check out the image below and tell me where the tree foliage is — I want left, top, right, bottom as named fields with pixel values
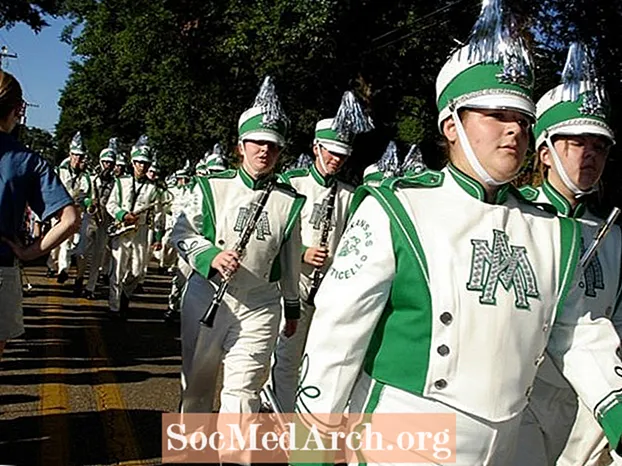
left=0, top=0, right=65, bottom=32
left=47, top=0, right=622, bottom=205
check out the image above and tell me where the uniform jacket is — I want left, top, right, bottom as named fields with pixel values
left=296, top=164, right=622, bottom=449
left=281, top=164, right=355, bottom=300
left=521, top=182, right=622, bottom=389
left=105, top=174, right=164, bottom=241
left=170, top=168, right=306, bottom=319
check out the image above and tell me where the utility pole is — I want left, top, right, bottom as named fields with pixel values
left=0, top=45, right=17, bottom=69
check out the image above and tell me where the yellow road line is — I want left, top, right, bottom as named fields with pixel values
left=84, top=301, right=146, bottom=464
left=39, top=290, right=70, bottom=465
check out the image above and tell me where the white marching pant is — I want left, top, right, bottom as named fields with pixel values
left=108, top=225, right=149, bottom=311
left=160, top=228, right=177, bottom=269
left=47, top=246, right=59, bottom=272
left=168, top=258, right=191, bottom=312
left=85, top=223, right=111, bottom=292
left=74, top=215, right=98, bottom=281
left=180, top=273, right=282, bottom=414
left=270, top=298, right=315, bottom=412
left=58, top=231, right=80, bottom=274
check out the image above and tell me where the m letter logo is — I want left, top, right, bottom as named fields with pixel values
left=467, top=230, right=539, bottom=309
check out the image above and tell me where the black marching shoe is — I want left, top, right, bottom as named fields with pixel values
left=163, top=308, right=180, bottom=325
left=119, top=292, right=130, bottom=320
left=46, top=268, right=56, bottom=278
left=73, top=278, right=84, bottom=297
left=83, top=290, right=97, bottom=300
left=56, top=270, right=69, bottom=284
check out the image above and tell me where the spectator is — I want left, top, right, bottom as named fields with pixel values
left=0, top=71, right=80, bottom=358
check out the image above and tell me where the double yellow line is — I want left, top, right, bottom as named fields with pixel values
left=38, top=275, right=144, bottom=464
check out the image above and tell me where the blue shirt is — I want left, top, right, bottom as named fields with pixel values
left=0, top=132, right=73, bottom=260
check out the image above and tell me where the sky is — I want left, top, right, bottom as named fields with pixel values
left=0, top=17, right=74, bottom=133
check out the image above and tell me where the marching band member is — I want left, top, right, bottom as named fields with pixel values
left=114, top=152, right=127, bottom=178
left=105, top=135, right=163, bottom=319
left=171, top=76, right=305, bottom=414
left=292, top=1, right=622, bottom=464
left=205, top=143, right=227, bottom=174
left=164, top=163, right=192, bottom=324
left=514, top=43, right=622, bottom=466
left=56, top=132, right=93, bottom=287
left=270, top=91, right=371, bottom=412
left=82, top=138, right=117, bottom=299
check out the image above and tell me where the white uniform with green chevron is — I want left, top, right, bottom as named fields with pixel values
left=514, top=182, right=622, bottom=466
left=270, top=164, right=355, bottom=412
left=105, top=175, right=163, bottom=312
left=56, top=165, right=93, bottom=276
left=83, top=173, right=116, bottom=293
left=171, top=168, right=304, bottom=413
left=295, top=165, right=622, bottom=465
left=167, top=184, right=192, bottom=314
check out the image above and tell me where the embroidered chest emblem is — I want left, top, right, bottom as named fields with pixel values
left=234, top=205, right=271, bottom=241
left=580, top=237, right=604, bottom=298
left=467, top=229, right=540, bottom=310
left=309, top=198, right=335, bottom=231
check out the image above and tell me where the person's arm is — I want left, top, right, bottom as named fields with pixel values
left=548, top=273, right=622, bottom=453
left=279, top=214, right=303, bottom=337
left=170, top=178, right=222, bottom=278
left=296, top=195, right=394, bottom=414
left=4, top=204, right=80, bottom=262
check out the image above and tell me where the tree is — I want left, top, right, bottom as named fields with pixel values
left=18, top=125, right=57, bottom=164
left=54, top=0, right=622, bottom=201
left=0, top=0, right=65, bottom=32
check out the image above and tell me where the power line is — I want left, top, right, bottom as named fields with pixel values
left=370, top=0, right=472, bottom=45
left=367, top=0, right=481, bottom=56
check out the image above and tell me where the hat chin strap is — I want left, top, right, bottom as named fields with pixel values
left=314, top=143, right=330, bottom=176
left=544, top=133, right=595, bottom=198
left=452, top=108, right=507, bottom=187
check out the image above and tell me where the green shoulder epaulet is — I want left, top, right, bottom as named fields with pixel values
left=206, top=169, right=236, bottom=180
left=276, top=180, right=303, bottom=198
left=380, top=169, right=444, bottom=190
left=280, top=168, right=309, bottom=184
left=513, top=186, right=557, bottom=215
left=518, top=185, right=539, bottom=202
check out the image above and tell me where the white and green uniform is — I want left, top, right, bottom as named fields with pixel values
left=105, top=174, right=163, bottom=313
left=57, top=164, right=93, bottom=275
left=167, top=183, right=192, bottom=314
left=514, top=182, right=622, bottom=466
left=171, top=167, right=305, bottom=414
left=294, top=165, right=622, bottom=465
left=83, top=170, right=116, bottom=292
left=270, top=164, right=355, bottom=412
left=159, top=185, right=181, bottom=270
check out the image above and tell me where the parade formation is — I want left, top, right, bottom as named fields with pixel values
left=3, top=0, right=622, bottom=464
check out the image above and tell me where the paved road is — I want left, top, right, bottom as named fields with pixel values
left=0, top=264, right=181, bottom=466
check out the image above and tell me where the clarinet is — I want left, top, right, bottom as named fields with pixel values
left=199, top=177, right=277, bottom=328
left=306, top=182, right=338, bottom=305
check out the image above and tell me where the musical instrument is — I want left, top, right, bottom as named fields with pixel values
left=580, top=207, right=621, bottom=269
left=88, top=169, right=113, bottom=226
left=306, top=182, right=338, bottom=305
left=199, top=177, right=277, bottom=327
left=107, top=198, right=172, bottom=238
